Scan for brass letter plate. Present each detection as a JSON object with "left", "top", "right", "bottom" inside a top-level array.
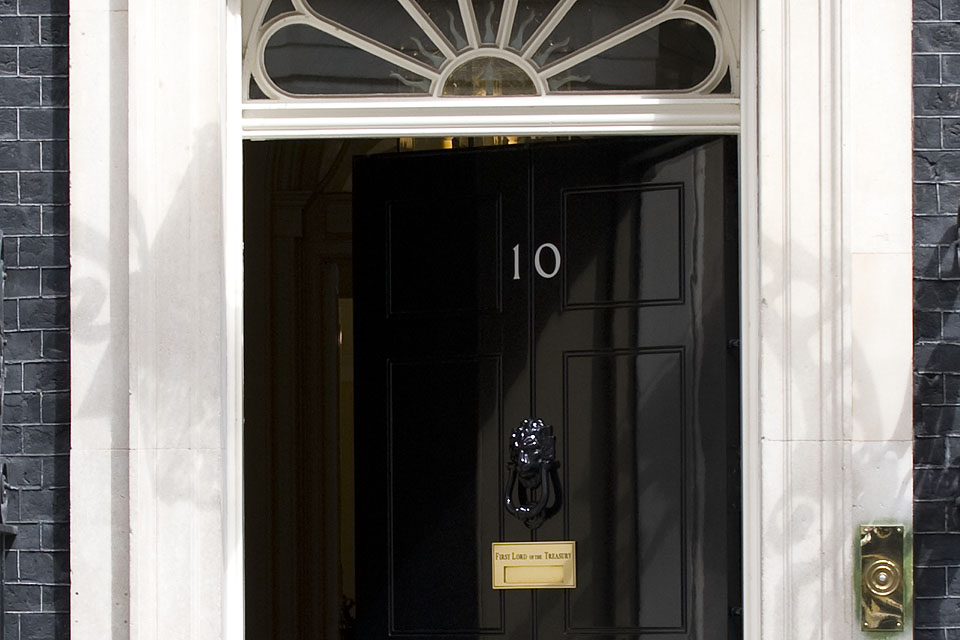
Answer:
[
  {"left": 492, "top": 541, "right": 576, "bottom": 589},
  {"left": 860, "top": 525, "right": 904, "bottom": 632}
]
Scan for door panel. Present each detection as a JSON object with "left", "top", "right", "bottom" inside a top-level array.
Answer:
[
  {"left": 530, "top": 139, "right": 736, "bottom": 639},
  {"left": 354, "top": 147, "right": 533, "bottom": 639},
  {"left": 354, "top": 137, "right": 739, "bottom": 640}
]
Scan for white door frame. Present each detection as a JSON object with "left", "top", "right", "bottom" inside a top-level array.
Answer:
[{"left": 69, "top": 1, "right": 913, "bottom": 640}]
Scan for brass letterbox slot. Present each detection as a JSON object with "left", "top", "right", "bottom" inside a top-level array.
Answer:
[
  {"left": 860, "top": 525, "right": 904, "bottom": 632},
  {"left": 492, "top": 541, "right": 576, "bottom": 589}
]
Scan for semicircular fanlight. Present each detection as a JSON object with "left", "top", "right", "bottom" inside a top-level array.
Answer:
[{"left": 244, "top": 0, "right": 737, "bottom": 99}]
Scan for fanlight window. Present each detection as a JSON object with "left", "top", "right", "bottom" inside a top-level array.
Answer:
[{"left": 243, "top": 0, "right": 739, "bottom": 100}]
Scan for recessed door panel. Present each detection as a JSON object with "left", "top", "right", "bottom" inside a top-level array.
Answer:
[
  {"left": 563, "top": 186, "right": 684, "bottom": 307},
  {"left": 354, "top": 137, "right": 740, "bottom": 640},
  {"left": 388, "top": 357, "right": 504, "bottom": 633},
  {"left": 564, "top": 350, "right": 685, "bottom": 632}
]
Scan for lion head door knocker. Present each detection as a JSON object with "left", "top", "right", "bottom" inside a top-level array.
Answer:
[{"left": 504, "top": 418, "right": 562, "bottom": 530}]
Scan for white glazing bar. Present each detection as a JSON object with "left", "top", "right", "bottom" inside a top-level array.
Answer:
[
  {"left": 521, "top": 0, "right": 578, "bottom": 58},
  {"left": 458, "top": 0, "right": 481, "bottom": 48},
  {"left": 290, "top": 0, "right": 441, "bottom": 80},
  {"left": 497, "top": 0, "right": 519, "bottom": 48},
  {"left": 397, "top": 0, "right": 458, "bottom": 60}
]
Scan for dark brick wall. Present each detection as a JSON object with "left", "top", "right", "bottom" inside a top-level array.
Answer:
[
  {"left": 915, "top": 1, "right": 960, "bottom": 638},
  {"left": 0, "top": 1, "right": 68, "bottom": 639}
]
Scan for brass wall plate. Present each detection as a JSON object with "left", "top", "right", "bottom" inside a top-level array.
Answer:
[
  {"left": 492, "top": 541, "right": 576, "bottom": 589},
  {"left": 860, "top": 525, "right": 904, "bottom": 632}
]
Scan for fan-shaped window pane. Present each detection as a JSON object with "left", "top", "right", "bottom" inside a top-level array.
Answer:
[
  {"left": 547, "top": 20, "right": 715, "bottom": 92},
  {"left": 303, "top": 0, "right": 445, "bottom": 68},
  {"left": 473, "top": 0, "right": 504, "bottom": 44},
  {"left": 416, "top": 0, "right": 471, "bottom": 51},
  {"left": 508, "top": 1, "right": 559, "bottom": 51},
  {"left": 264, "top": 25, "right": 432, "bottom": 95},
  {"left": 532, "top": 0, "right": 670, "bottom": 67},
  {"left": 442, "top": 57, "right": 538, "bottom": 95}
]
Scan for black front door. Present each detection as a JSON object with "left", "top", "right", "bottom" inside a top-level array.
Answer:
[{"left": 353, "top": 137, "right": 740, "bottom": 640}]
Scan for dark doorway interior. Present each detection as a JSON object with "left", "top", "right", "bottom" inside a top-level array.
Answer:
[{"left": 242, "top": 136, "right": 742, "bottom": 640}]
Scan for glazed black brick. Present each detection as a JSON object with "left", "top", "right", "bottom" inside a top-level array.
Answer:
[
  {"left": 920, "top": 247, "right": 941, "bottom": 277},
  {"left": 39, "top": 268, "right": 65, "bottom": 296},
  {"left": 7, "top": 458, "right": 38, "bottom": 488},
  {"left": 9, "top": 525, "right": 38, "bottom": 551},
  {"left": 916, "top": 468, "right": 960, "bottom": 499},
  {"left": 916, "top": 310, "right": 941, "bottom": 340},
  {"left": 19, "top": 48, "right": 66, "bottom": 77},
  {"left": 22, "top": 362, "right": 66, "bottom": 390},
  {"left": 918, "top": 183, "right": 940, "bottom": 213},
  {"left": 947, "top": 119, "right": 960, "bottom": 149},
  {"left": 918, "top": 437, "right": 948, "bottom": 466},
  {"left": 921, "top": 567, "right": 949, "bottom": 597},
  {"left": 39, "top": 206, "right": 64, "bottom": 235},
  {"left": 918, "top": 533, "right": 960, "bottom": 565},
  {"left": 0, "top": 143, "right": 39, "bottom": 172},
  {"left": 39, "top": 393, "right": 65, "bottom": 424},
  {"left": 6, "top": 269, "right": 39, "bottom": 297},
  {"left": 19, "top": 171, "right": 66, "bottom": 204},
  {"left": 946, "top": 0, "right": 960, "bottom": 20},
  {"left": 917, "top": 151, "right": 960, "bottom": 181},
  {"left": 916, "top": 281, "right": 960, "bottom": 310},
  {"left": 18, "top": 489, "right": 65, "bottom": 522},
  {"left": 0, "top": 206, "right": 42, "bottom": 236},
  {"left": 19, "top": 236, "right": 66, "bottom": 266},
  {"left": 0, "top": 78, "right": 39, "bottom": 108},
  {"left": 917, "top": 406, "right": 960, "bottom": 435},
  {"left": 20, "top": 110, "right": 65, "bottom": 140},
  {"left": 917, "top": 87, "right": 960, "bottom": 115},
  {"left": 918, "top": 55, "right": 942, "bottom": 84},
  {"left": 918, "top": 119, "right": 943, "bottom": 149},
  {"left": 39, "top": 16, "right": 65, "bottom": 45},
  {"left": 39, "top": 524, "right": 64, "bottom": 550},
  {"left": 40, "top": 331, "right": 65, "bottom": 359},
  {"left": 19, "top": 299, "right": 66, "bottom": 330},
  {"left": 17, "top": 551, "right": 66, "bottom": 581},
  {"left": 945, "top": 55, "right": 960, "bottom": 84},
  {"left": 917, "top": 500, "right": 950, "bottom": 531},
  {"left": 3, "top": 394, "right": 40, "bottom": 425},
  {"left": 40, "top": 458, "right": 65, "bottom": 489},
  {"left": 19, "top": 613, "right": 67, "bottom": 640},
  {"left": 7, "top": 366, "right": 23, "bottom": 392},
  {"left": 0, "top": 47, "right": 15, "bottom": 77},
  {"left": 920, "top": 343, "right": 960, "bottom": 372},
  {"left": 39, "top": 78, "right": 64, "bottom": 107},
  {"left": 0, "top": 172, "right": 17, "bottom": 204},
  {"left": 0, "top": 109, "right": 16, "bottom": 140},
  {"left": 919, "top": 598, "right": 960, "bottom": 627},
  {"left": 916, "top": 630, "right": 948, "bottom": 640},
  {"left": 917, "top": 23, "right": 960, "bottom": 52},
  {"left": 21, "top": 426, "right": 65, "bottom": 454},
  {"left": 39, "top": 141, "right": 65, "bottom": 170},
  {"left": 0, "top": 0, "right": 14, "bottom": 13},
  {"left": 918, "top": 373, "right": 945, "bottom": 403},
  {"left": 41, "top": 585, "right": 67, "bottom": 611},
  {"left": 4, "top": 586, "right": 39, "bottom": 613},
  {"left": 0, "top": 18, "right": 38, "bottom": 45},
  {"left": 19, "top": 0, "right": 67, "bottom": 15},
  {"left": 918, "top": 0, "right": 941, "bottom": 19}
]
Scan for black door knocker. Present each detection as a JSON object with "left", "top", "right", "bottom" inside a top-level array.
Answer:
[{"left": 504, "top": 418, "right": 562, "bottom": 530}]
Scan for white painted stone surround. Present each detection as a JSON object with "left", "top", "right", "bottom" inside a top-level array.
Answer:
[{"left": 68, "top": 1, "right": 912, "bottom": 639}]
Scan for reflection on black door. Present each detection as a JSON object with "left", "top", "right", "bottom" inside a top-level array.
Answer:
[{"left": 354, "top": 138, "right": 741, "bottom": 640}]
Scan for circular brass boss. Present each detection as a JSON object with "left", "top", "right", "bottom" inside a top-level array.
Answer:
[{"left": 864, "top": 559, "right": 901, "bottom": 597}]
